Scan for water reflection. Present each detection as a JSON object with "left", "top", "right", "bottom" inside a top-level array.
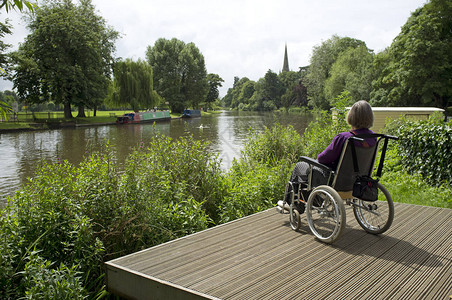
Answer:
[{"left": 0, "top": 111, "right": 313, "bottom": 200}]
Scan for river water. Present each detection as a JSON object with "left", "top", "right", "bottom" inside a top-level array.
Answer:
[{"left": 0, "top": 111, "right": 313, "bottom": 202}]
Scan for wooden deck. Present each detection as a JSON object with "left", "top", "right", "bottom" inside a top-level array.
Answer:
[{"left": 106, "top": 203, "right": 452, "bottom": 299}]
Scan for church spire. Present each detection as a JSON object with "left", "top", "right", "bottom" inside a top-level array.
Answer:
[{"left": 282, "top": 43, "right": 289, "bottom": 72}]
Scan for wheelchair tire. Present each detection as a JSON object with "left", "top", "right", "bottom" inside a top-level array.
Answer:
[
  {"left": 353, "top": 182, "right": 394, "bottom": 234},
  {"left": 306, "top": 185, "right": 346, "bottom": 244},
  {"left": 289, "top": 205, "right": 301, "bottom": 231}
]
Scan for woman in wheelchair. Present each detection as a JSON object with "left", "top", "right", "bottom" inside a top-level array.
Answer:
[
  {"left": 283, "top": 100, "right": 376, "bottom": 209},
  {"left": 278, "top": 100, "right": 397, "bottom": 243}
]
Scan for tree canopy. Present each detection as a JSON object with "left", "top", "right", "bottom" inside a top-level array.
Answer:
[
  {"left": 324, "top": 45, "right": 375, "bottom": 105},
  {"left": 11, "top": 0, "right": 119, "bottom": 118},
  {"left": 305, "top": 35, "right": 367, "bottom": 109},
  {"left": 146, "top": 38, "right": 208, "bottom": 113},
  {"left": 371, "top": 0, "right": 452, "bottom": 109}
]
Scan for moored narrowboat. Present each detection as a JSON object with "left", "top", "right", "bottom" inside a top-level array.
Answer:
[
  {"left": 116, "top": 111, "right": 171, "bottom": 124},
  {"left": 181, "top": 109, "right": 201, "bottom": 118}
]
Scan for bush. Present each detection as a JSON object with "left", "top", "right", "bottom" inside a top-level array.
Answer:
[
  {"left": 384, "top": 113, "right": 452, "bottom": 187},
  {"left": 240, "top": 123, "right": 303, "bottom": 166},
  {"left": 219, "top": 124, "right": 297, "bottom": 222},
  {"left": 0, "top": 160, "right": 104, "bottom": 299},
  {"left": 23, "top": 253, "right": 87, "bottom": 299},
  {"left": 0, "top": 134, "right": 224, "bottom": 299}
]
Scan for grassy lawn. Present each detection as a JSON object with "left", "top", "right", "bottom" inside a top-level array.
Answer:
[{"left": 0, "top": 122, "right": 33, "bottom": 130}]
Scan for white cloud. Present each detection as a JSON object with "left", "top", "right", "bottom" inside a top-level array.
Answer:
[{"left": 0, "top": 0, "right": 427, "bottom": 96}]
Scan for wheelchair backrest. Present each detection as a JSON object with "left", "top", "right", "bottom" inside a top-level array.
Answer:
[{"left": 332, "top": 137, "right": 378, "bottom": 191}]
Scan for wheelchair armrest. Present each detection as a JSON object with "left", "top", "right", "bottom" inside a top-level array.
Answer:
[{"left": 299, "top": 156, "right": 332, "bottom": 173}]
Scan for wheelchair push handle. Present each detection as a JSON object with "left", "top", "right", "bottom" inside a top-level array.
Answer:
[{"left": 384, "top": 134, "right": 399, "bottom": 141}]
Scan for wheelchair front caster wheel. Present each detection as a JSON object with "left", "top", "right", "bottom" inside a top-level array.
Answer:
[{"left": 290, "top": 207, "right": 301, "bottom": 231}]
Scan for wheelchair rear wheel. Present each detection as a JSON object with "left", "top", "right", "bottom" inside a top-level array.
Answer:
[
  {"left": 306, "top": 186, "right": 346, "bottom": 243},
  {"left": 353, "top": 183, "right": 394, "bottom": 234}
]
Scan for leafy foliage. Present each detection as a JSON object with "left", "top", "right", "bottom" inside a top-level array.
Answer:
[
  {"left": 380, "top": 170, "right": 452, "bottom": 208},
  {"left": 206, "top": 73, "right": 224, "bottom": 108},
  {"left": 0, "top": 134, "right": 222, "bottom": 298},
  {"left": 0, "top": 0, "right": 36, "bottom": 12},
  {"left": 305, "top": 35, "right": 367, "bottom": 109},
  {"left": 219, "top": 124, "right": 299, "bottom": 222},
  {"left": 146, "top": 38, "right": 208, "bottom": 113},
  {"left": 324, "top": 46, "right": 375, "bottom": 104},
  {"left": 109, "top": 59, "right": 160, "bottom": 111},
  {"left": 23, "top": 253, "right": 87, "bottom": 300},
  {"left": 371, "top": 0, "right": 452, "bottom": 109},
  {"left": 384, "top": 113, "right": 452, "bottom": 187}
]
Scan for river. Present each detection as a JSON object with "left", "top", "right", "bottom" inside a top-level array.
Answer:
[{"left": 0, "top": 111, "right": 314, "bottom": 202}]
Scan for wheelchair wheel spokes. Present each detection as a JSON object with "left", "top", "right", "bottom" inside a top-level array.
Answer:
[
  {"left": 353, "top": 183, "right": 394, "bottom": 234},
  {"left": 306, "top": 186, "right": 346, "bottom": 244}
]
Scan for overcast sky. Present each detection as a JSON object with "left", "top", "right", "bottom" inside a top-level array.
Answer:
[{"left": 0, "top": 0, "right": 427, "bottom": 96}]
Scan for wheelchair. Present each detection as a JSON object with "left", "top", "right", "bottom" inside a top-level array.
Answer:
[{"left": 277, "top": 133, "right": 398, "bottom": 244}]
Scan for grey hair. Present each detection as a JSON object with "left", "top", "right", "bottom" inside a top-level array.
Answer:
[{"left": 346, "top": 100, "right": 374, "bottom": 129}]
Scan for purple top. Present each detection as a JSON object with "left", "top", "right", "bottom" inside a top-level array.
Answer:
[{"left": 317, "top": 128, "right": 376, "bottom": 169}]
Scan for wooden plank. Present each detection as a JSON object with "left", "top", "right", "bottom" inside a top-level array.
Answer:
[{"left": 106, "top": 203, "right": 452, "bottom": 299}]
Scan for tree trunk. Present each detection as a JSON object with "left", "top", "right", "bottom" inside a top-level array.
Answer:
[
  {"left": 77, "top": 105, "right": 86, "bottom": 118},
  {"left": 93, "top": 106, "right": 97, "bottom": 117},
  {"left": 64, "top": 102, "right": 72, "bottom": 119}
]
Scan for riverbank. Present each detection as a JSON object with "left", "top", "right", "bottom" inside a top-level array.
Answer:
[{"left": 0, "top": 110, "right": 222, "bottom": 133}]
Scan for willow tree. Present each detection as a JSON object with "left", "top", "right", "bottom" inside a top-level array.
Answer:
[{"left": 109, "top": 59, "right": 160, "bottom": 111}]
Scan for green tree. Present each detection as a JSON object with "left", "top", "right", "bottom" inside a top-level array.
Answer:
[
  {"left": 206, "top": 73, "right": 224, "bottom": 109},
  {"left": 0, "top": 0, "right": 27, "bottom": 119},
  {"left": 278, "top": 70, "right": 308, "bottom": 109},
  {"left": 229, "top": 77, "right": 251, "bottom": 109},
  {"left": 222, "top": 87, "right": 233, "bottom": 108},
  {"left": 11, "top": 0, "right": 119, "bottom": 118},
  {"left": 324, "top": 45, "right": 375, "bottom": 104},
  {"left": 109, "top": 59, "right": 160, "bottom": 111},
  {"left": 146, "top": 38, "right": 208, "bottom": 113},
  {"left": 0, "top": 20, "right": 11, "bottom": 72},
  {"left": 0, "top": 21, "right": 12, "bottom": 119},
  {"left": 306, "top": 35, "right": 366, "bottom": 109},
  {"left": 371, "top": 0, "right": 452, "bottom": 109},
  {"left": 261, "top": 69, "right": 284, "bottom": 109}
]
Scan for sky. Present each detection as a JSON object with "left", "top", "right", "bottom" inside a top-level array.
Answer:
[{"left": 0, "top": 0, "right": 427, "bottom": 97}]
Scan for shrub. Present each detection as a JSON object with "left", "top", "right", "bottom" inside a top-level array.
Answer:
[
  {"left": 121, "top": 134, "right": 225, "bottom": 225},
  {"left": 0, "top": 161, "right": 104, "bottom": 299},
  {"left": 384, "top": 113, "right": 452, "bottom": 187},
  {"left": 0, "top": 134, "right": 224, "bottom": 299},
  {"left": 240, "top": 123, "right": 303, "bottom": 166},
  {"left": 219, "top": 124, "right": 297, "bottom": 222},
  {"left": 22, "top": 252, "right": 87, "bottom": 299}
]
